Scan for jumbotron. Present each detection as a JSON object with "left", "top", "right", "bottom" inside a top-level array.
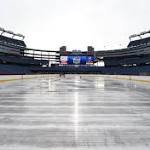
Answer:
[{"left": 0, "top": 27, "right": 150, "bottom": 75}]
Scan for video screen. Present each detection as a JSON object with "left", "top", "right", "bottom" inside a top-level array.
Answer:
[{"left": 60, "top": 56, "right": 95, "bottom": 65}]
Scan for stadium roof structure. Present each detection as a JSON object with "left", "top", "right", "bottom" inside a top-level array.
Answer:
[
  {"left": 0, "top": 27, "right": 25, "bottom": 39},
  {"left": 129, "top": 30, "right": 150, "bottom": 40}
]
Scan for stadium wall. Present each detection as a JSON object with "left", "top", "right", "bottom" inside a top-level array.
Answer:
[
  {"left": 0, "top": 74, "right": 150, "bottom": 84},
  {"left": 0, "top": 74, "right": 59, "bottom": 83},
  {"left": 98, "top": 75, "right": 150, "bottom": 83}
]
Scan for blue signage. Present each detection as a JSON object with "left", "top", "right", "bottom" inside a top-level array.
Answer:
[{"left": 61, "top": 56, "right": 95, "bottom": 65}]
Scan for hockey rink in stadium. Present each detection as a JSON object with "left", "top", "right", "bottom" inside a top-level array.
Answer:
[{"left": 0, "top": 75, "right": 150, "bottom": 150}]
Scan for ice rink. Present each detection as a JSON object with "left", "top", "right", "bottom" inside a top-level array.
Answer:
[{"left": 0, "top": 75, "right": 150, "bottom": 150}]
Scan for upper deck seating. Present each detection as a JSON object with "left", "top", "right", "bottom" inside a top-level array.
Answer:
[
  {"left": 128, "top": 37, "right": 150, "bottom": 47},
  {"left": 0, "top": 35, "right": 26, "bottom": 48}
]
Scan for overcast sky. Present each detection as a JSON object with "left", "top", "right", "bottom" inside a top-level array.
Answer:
[{"left": 0, "top": 0, "right": 150, "bottom": 51}]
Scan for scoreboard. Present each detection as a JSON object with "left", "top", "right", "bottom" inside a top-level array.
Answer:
[{"left": 60, "top": 56, "right": 95, "bottom": 65}]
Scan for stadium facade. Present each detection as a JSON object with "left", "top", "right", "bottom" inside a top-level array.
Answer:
[{"left": 0, "top": 27, "right": 150, "bottom": 75}]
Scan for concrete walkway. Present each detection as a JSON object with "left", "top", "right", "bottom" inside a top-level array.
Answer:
[{"left": 0, "top": 75, "right": 150, "bottom": 150}]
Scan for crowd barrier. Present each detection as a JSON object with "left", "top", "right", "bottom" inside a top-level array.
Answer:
[
  {"left": 0, "top": 74, "right": 59, "bottom": 83},
  {"left": 0, "top": 74, "right": 150, "bottom": 83},
  {"left": 100, "top": 75, "right": 150, "bottom": 83}
]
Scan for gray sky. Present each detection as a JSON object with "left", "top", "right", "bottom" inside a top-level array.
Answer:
[{"left": 0, "top": 0, "right": 150, "bottom": 51}]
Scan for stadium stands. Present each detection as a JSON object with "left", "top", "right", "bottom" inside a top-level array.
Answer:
[
  {"left": 94, "top": 32, "right": 150, "bottom": 75},
  {"left": 0, "top": 54, "right": 48, "bottom": 66},
  {"left": 29, "top": 65, "right": 150, "bottom": 75},
  {"left": 128, "top": 37, "right": 150, "bottom": 47},
  {"left": 0, "top": 64, "right": 32, "bottom": 75},
  {"left": 102, "top": 55, "right": 150, "bottom": 67},
  {"left": 0, "top": 27, "right": 150, "bottom": 75},
  {"left": 0, "top": 34, "right": 26, "bottom": 56},
  {"left": 0, "top": 35, "right": 26, "bottom": 47},
  {"left": 95, "top": 45, "right": 150, "bottom": 58},
  {"left": 0, "top": 29, "right": 52, "bottom": 74}
]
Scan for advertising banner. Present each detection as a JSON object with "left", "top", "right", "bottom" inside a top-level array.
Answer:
[{"left": 60, "top": 56, "right": 68, "bottom": 64}]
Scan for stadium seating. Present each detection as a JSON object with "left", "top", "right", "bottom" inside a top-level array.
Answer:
[
  {"left": 0, "top": 35, "right": 26, "bottom": 47},
  {"left": 103, "top": 55, "right": 150, "bottom": 67},
  {"left": 0, "top": 54, "right": 49, "bottom": 66},
  {"left": 0, "top": 34, "right": 49, "bottom": 68},
  {"left": 128, "top": 37, "right": 150, "bottom": 47},
  {"left": 0, "top": 64, "right": 31, "bottom": 74},
  {"left": 30, "top": 65, "right": 150, "bottom": 75}
]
